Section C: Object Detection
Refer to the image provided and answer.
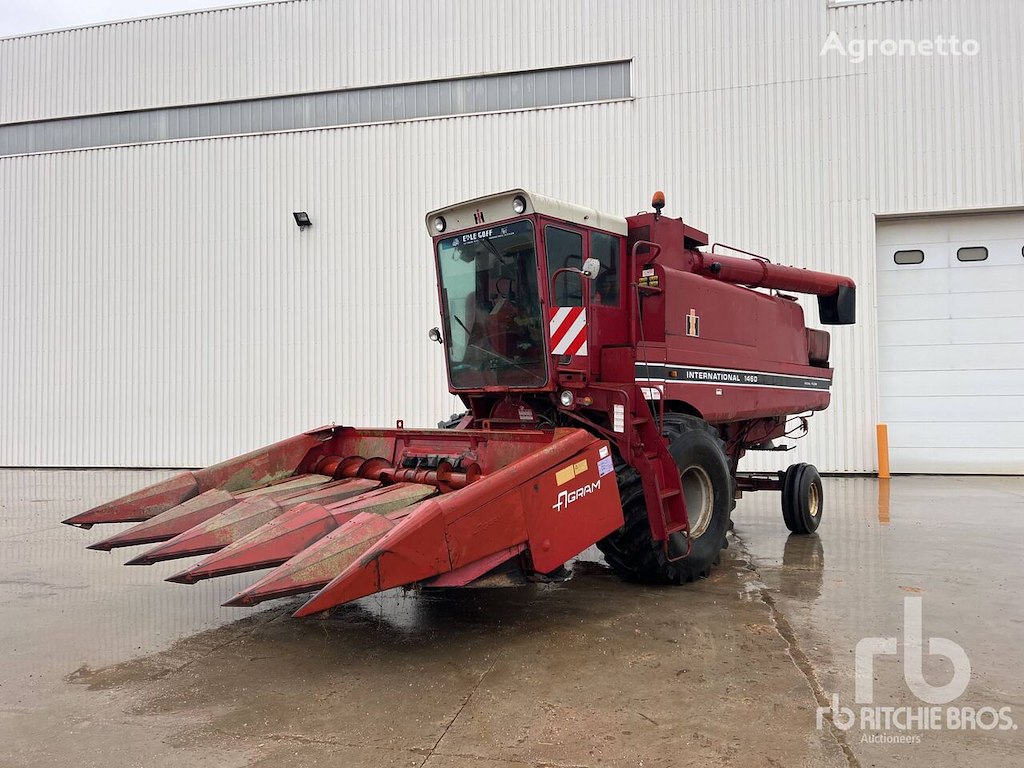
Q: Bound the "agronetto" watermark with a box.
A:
[820,31,980,64]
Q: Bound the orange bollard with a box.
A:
[876,424,891,479]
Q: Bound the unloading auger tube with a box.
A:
[67,189,855,617]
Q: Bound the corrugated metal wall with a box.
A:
[2,0,1022,470]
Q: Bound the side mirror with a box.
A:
[428,327,444,344]
[581,257,601,279]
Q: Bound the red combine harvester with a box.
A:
[65,190,855,617]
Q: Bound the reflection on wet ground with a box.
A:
[1,470,1021,767]
[734,474,1024,768]
[778,533,825,602]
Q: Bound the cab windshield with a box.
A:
[436,220,547,388]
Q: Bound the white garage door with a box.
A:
[876,211,1024,474]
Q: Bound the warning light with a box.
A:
[651,190,666,213]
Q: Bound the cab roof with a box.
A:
[426,189,628,237]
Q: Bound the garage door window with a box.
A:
[894,249,924,265]
[957,247,988,262]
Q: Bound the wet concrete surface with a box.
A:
[0,469,1021,767]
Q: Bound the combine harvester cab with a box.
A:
[65,426,624,616]
[68,188,855,619]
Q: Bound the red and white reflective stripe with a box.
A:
[548,307,588,356]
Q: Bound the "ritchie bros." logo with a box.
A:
[817,596,1016,744]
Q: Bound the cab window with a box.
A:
[590,231,620,306]
[545,226,584,307]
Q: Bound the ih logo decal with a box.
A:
[473,208,486,224]
[686,308,700,338]
[548,307,588,356]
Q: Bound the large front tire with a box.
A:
[597,415,735,584]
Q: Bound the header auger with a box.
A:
[66,189,855,617]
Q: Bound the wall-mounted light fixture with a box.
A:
[292,211,312,229]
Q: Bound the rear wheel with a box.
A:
[781,463,823,534]
[597,415,735,584]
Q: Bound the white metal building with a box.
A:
[1,0,1022,474]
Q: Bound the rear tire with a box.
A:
[781,463,823,534]
[597,415,735,584]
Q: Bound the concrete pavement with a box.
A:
[1,470,1020,767]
